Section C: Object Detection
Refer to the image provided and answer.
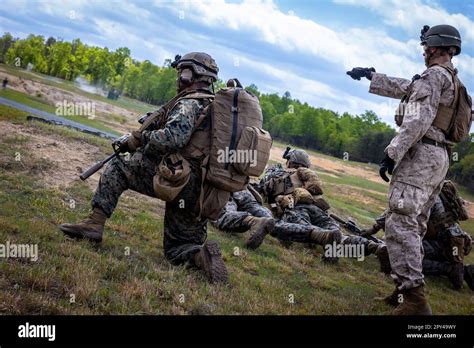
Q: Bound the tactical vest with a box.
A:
[394,63,472,142]
[144,87,272,220]
[263,166,329,210]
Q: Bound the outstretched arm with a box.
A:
[369,73,412,99]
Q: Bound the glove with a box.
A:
[379,153,395,182]
[120,131,142,153]
[347,67,376,81]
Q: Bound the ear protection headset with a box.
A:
[178,68,194,85]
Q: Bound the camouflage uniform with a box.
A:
[92,99,208,265]
[371,196,472,281]
[214,189,272,232]
[278,204,339,242]
[369,64,453,290]
[422,196,472,276]
[213,189,316,242]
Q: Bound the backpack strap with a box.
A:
[225,88,242,170]
[138,89,214,132]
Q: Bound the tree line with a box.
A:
[0,33,472,191]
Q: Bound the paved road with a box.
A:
[0,96,118,139]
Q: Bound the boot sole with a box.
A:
[59,225,103,243]
[392,305,432,315]
[245,219,274,250]
[202,241,228,284]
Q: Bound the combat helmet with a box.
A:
[171,52,219,82]
[288,149,311,168]
[420,25,462,55]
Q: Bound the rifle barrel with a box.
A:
[79,153,117,181]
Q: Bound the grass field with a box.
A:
[0,63,155,114]
[0,88,120,135]
[0,103,472,315]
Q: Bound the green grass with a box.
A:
[273,139,379,170]
[0,63,155,114]
[457,186,474,202]
[0,88,120,136]
[0,88,57,113]
[0,108,472,315]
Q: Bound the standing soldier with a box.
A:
[348,25,466,314]
[59,53,229,284]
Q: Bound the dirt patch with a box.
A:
[270,144,384,184]
[465,200,474,219]
[0,121,102,189]
[0,121,165,213]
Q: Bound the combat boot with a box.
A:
[447,263,464,290]
[463,265,474,291]
[194,240,228,284]
[243,216,274,250]
[59,207,107,243]
[310,227,342,245]
[392,286,432,315]
[376,287,401,307]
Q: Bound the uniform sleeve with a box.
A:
[385,68,447,163]
[144,99,203,154]
[369,73,411,99]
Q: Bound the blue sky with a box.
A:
[0,0,473,126]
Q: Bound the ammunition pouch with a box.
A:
[395,64,462,138]
[444,235,465,264]
[153,153,191,202]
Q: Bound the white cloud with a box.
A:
[239,56,399,125]
[159,0,471,80]
[1,0,472,125]
[334,0,474,43]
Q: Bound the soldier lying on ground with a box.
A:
[212,187,341,250]
[213,147,390,271]
[276,190,391,272]
[363,181,473,291]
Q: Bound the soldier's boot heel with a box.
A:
[245,217,274,250]
[310,227,342,246]
[195,240,228,284]
[59,207,107,243]
[375,287,400,307]
[392,286,432,315]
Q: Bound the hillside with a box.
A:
[0,67,472,315]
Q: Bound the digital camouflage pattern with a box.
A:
[213,190,273,233]
[278,204,339,242]
[214,189,332,244]
[423,196,472,276]
[370,63,455,163]
[142,99,204,156]
[369,63,454,290]
[92,97,208,265]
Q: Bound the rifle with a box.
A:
[329,213,383,243]
[79,133,131,181]
[79,87,212,181]
[79,104,169,181]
